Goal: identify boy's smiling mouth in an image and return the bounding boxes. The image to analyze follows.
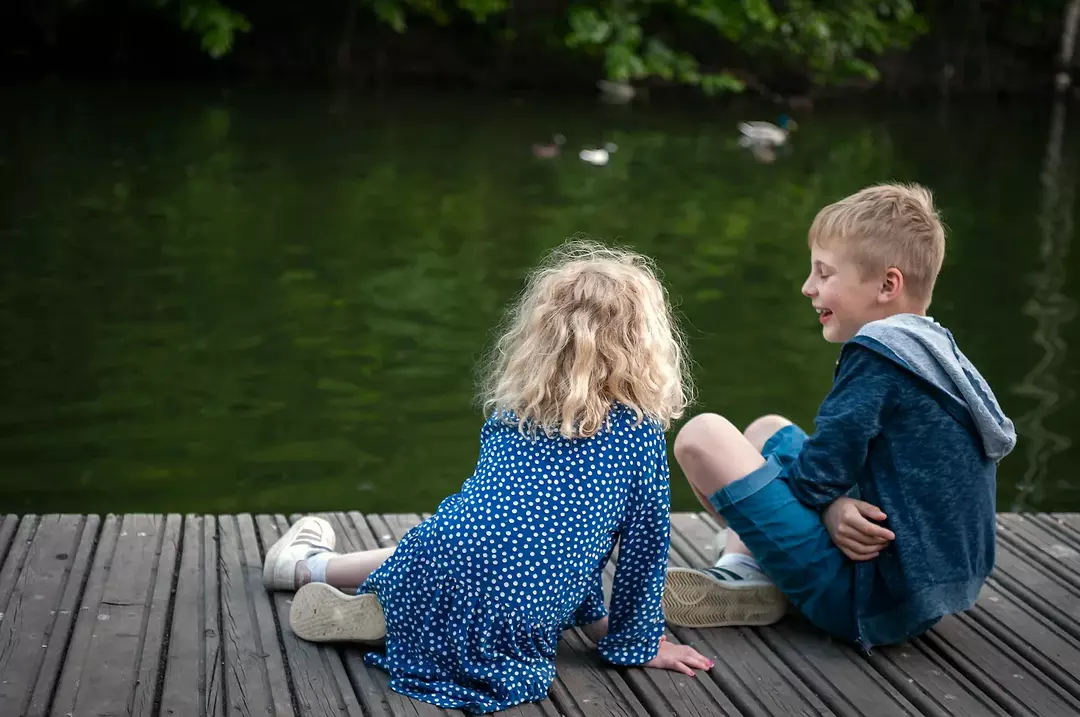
[816,307,834,324]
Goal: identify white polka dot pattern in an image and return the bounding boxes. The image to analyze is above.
[358,403,671,713]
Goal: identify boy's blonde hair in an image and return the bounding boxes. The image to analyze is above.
[481,241,692,439]
[809,183,946,306]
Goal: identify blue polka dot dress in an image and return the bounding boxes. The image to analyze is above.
[358,403,671,714]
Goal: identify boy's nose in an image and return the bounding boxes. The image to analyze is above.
[801,277,815,297]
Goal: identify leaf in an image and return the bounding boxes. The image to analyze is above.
[568,7,612,46]
[372,0,407,32]
[701,71,746,94]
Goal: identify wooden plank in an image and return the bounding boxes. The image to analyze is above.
[868,643,1012,717]
[920,615,1080,715]
[1032,514,1080,551]
[998,514,1080,586]
[50,514,180,717]
[0,514,52,713]
[1049,513,1080,536]
[24,515,101,717]
[254,514,364,717]
[599,532,752,717]
[160,514,224,717]
[0,516,40,617]
[0,514,20,572]
[8,511,1080,717]
[667,515,837,717]
[550,628,651,717]
[217,513,296,716]
[905,516,1080,715]
[0,515,99,717]
[989,541,1080,637]
[132,514,183,717]
[959,583,1080,701]
[670,514,926,717]
[677,511,1080,717]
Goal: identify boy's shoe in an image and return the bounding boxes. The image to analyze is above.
[663,566,787,628]
[289,582,386,643]
[262,516,337,591]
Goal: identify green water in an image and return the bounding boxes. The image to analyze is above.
[1,85,1078,515]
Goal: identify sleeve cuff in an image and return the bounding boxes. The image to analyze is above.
[597,630,662,665]
[569,603,609,627]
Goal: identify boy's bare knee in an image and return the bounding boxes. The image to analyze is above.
[674,413,740,465]
[743,414,792,452]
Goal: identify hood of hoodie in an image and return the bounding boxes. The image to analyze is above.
[853,314,1016,462]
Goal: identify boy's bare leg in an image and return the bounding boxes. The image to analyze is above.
[665,413,792,627]
[675,413,792,558]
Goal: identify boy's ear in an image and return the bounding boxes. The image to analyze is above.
[879,268,904,302]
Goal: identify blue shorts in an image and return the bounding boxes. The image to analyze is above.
[707,424,857,642]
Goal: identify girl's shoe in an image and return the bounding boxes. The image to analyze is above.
[262,517,337,591]
[662,566,787,628]
[289,582,386,643]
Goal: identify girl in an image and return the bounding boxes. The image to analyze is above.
[262,242,713,714]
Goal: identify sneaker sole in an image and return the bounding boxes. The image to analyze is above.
[663,567,787,628]
[289,583,387,643]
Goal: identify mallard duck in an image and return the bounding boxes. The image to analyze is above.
[579,142,618,166]
[532,134,566,159]
[738,115,798,147]
[597,80,636,104]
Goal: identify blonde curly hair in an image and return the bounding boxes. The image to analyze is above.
[480,241,692,439]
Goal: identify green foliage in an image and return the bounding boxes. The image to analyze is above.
[154,0,926,92]
[566,0,926,92]
[360,0,509,32]
[158,0,250,57]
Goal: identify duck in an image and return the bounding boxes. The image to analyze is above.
[597,80,636,104]
[738,115,798,147]
[531,134,566,159]
[579,143,618,166]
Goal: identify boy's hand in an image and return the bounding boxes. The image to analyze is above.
[643,636,713,677]
[824,497,896,561]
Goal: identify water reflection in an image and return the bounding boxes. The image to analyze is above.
[1012,99,1078,511]
[1,87,1079,514]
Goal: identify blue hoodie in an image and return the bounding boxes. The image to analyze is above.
[780,314,1016,648]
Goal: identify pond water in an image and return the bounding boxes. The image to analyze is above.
[2,85,1078,515]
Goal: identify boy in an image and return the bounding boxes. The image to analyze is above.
[664,183,1015,650]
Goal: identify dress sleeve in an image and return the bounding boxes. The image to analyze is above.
[597,422,669,665]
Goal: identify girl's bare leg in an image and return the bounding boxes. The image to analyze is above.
[296,547,395,592]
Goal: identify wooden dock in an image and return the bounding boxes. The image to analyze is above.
[2,512,1080,717]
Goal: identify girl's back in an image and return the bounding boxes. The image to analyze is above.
[419,405,666,619]
[362,405,670,714]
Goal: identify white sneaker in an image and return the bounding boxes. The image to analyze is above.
[290,582,386,643]
[262,516,336,591]
[663,566,787,628]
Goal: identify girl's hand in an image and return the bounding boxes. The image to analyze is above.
[823,497,896,561]
[643,636,713,676]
